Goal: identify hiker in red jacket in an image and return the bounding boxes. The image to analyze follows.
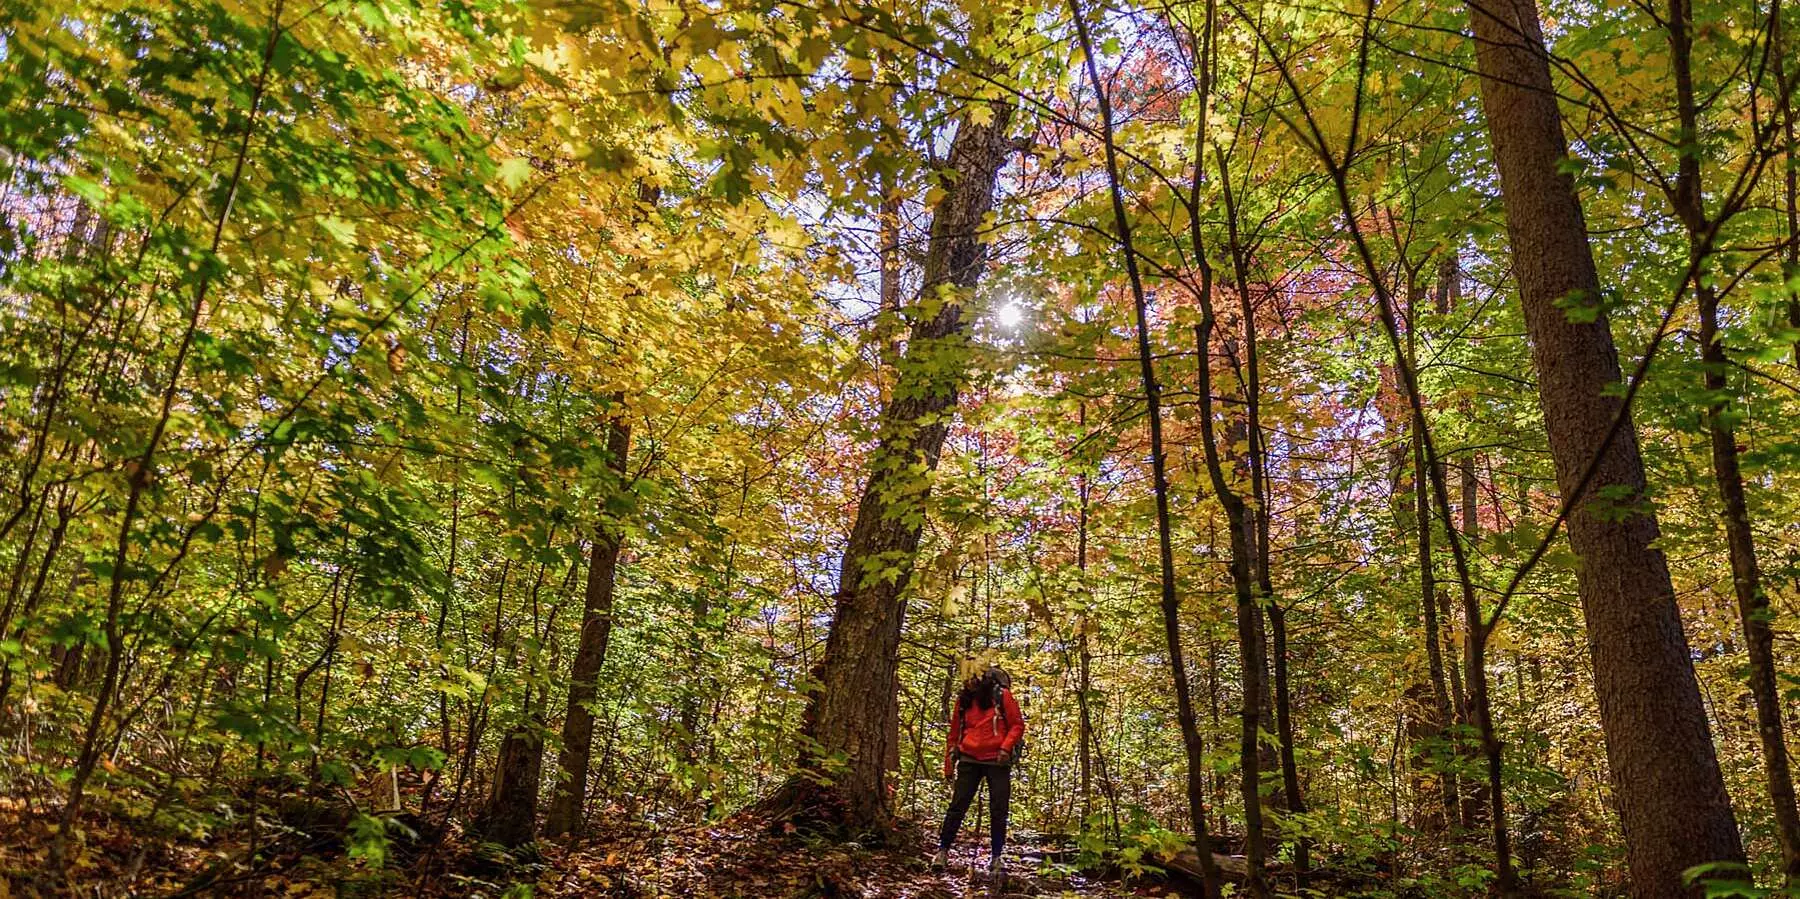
[931,665,1023,879]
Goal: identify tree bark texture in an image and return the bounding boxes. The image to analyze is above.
[767,105,1013,836]
[544,418,632,838]
[1465,0,1745,891]
[478,723,545,848]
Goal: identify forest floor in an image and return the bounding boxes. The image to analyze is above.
[0,798,1187,898]
[535,815,1178,898]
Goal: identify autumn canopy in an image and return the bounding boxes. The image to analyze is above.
[2,0,1799,895]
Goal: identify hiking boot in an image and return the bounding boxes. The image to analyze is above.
[988,856,1004,887]
[930,848,948,871]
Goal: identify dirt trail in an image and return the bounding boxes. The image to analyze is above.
[1,801,1191,897]
[537,818,1172,898]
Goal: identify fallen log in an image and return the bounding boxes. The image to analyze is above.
[1164,849,1261,883]
[1015,846,1081,864]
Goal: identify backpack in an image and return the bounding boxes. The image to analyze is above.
[987,666,1025,766]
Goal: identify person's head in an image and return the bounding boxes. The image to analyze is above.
[956,667,999,713]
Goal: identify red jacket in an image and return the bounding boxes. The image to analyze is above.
[945,688,1024,775]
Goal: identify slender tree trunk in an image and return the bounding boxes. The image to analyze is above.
[1465,0,1745,891]
[761,105,1013,836]
[1774,0,1800,369]
[53,4,285,854]
[1460,598,1511,888]
[422,309,471,815]
[449,558,512,815]
[1208,149,1271,899]
[1354,242,1514,886]
[1207,639,1227,839]
[1407,272,1457,837]
[544,417,631,838]
[1254,435,1305,882]
[1068,1,1223,892]
[1266,603,1307,884]
[1666,0,1800,878]
[1412,413,1458,832]
[1435,255,1482,835]
[682,589,709,787]
[1076,434,1097,830]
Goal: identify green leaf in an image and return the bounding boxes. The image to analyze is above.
[496,156,533,190]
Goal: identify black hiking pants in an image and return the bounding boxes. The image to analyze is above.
[939,759,1011,859]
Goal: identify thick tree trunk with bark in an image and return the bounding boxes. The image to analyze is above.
[1465,0,1745,891]
[544,418,631,838]
[761,106,1013,836]
[478,722,545,848]
[874,181,909,786]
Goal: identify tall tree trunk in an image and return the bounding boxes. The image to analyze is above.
[544,417,632,838]
[1666,0,1800,878]
[761,105,1013,836]
[422,309,471,816]
[1255,445,1304,878]
[1775,0,1800,369]
[1075,425,1097,831]
[683,589,709,787]
[1068,0,1224,892]
[1266,603,1306,884]
[875,184,909,788]
[1207,639,1227,839]
[1407,270,1457,837]
[1438,255,1481,835]
[53,3,285,852]
[1215,145,1276,893]
[1465,0,1745,892]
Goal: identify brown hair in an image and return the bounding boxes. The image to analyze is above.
[956,670,1000,715]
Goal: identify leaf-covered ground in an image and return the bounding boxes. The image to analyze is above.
[0,800,1189,898]
[530,816,1171,898]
